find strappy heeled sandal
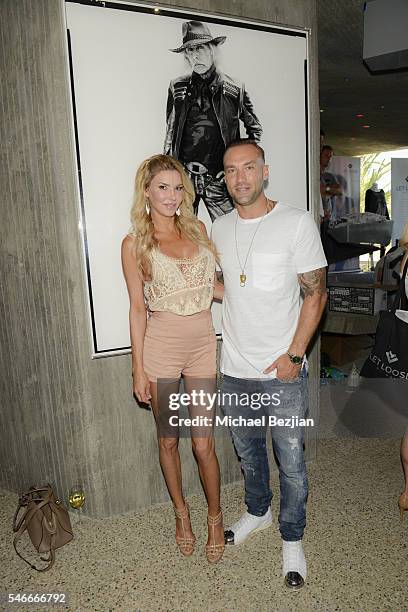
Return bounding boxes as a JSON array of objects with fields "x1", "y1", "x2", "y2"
[
  {"x1": 206, "y1": 510, "x2": 225, "y2": 564},
  {"x1": 398, "y1": 492, "x2": 408, "y2": 521},
  {"x1": 173, "y1": 503, "x2": 196, "y2": 557}
]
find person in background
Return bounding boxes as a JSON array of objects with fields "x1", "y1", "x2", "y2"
[
  {"x1": 320, "y1": 145, "x2": 342, "y2": 220},
  {"x1": 319, "y1": 130, "x2": 326, "y2": 219},
  {"x1": 320, "y1": 129, "x2": 325, "y2": 152},
  {"x1": 398, "y1": 219, "x2": 408, "y2": 520},
  {"x1": 122, "y1": 154, "x2": 225, "y2": 563}
]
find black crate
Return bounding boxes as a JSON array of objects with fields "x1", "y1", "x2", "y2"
[{"x1": 328, "y1": 286, "x2": 386, "y2": 315}]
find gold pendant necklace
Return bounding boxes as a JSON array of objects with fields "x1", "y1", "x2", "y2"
[{"x1": 234, "y1": 201, "x2": 270, "y2": 287}]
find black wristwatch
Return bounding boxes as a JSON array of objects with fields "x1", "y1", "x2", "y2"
[{"x1": 287, "y1": 351, "x2": 303, "y2": 365}]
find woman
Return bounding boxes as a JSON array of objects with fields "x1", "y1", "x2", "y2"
[
  {"x1": 399, "y1": 219, "x2": 408, "y2": 520},
  {"x1": 122, "y1": 154, "x2": 225, "y2": 561}
]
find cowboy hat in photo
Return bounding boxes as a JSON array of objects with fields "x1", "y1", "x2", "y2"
[{"x1": 170, "y1": 21, "x2": 227, "y2": 53}]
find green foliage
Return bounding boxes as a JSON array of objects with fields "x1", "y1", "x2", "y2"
[{"x1": 359, "y1": 153, "x2": 391, "y2": 211}]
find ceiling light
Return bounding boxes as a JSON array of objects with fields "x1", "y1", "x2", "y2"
[
  {"x1": 362, "y1": 125, "x2": 370, "y2": 128},
  {"x1": 320, "y1": 109, "x2": 325, "y2": 113},
  {"x1": 356, "y1": 114, "x2": 364, "y2": 118}
]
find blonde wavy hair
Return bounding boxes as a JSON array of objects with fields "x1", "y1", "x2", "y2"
[
  {"x1": 130, "y1": 154, "x2": 218, "y2": 279},
  {"x1": 400, "y1": 219, "x2": 408, "y2": 270}
]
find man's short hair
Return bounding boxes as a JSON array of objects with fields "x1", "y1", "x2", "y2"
[
  {"x1": 223, "y1": 138, "x2": 265, "y2": 162},
  {"x1": 321, "y1": 144, "x2": 333, "y2": 153}
]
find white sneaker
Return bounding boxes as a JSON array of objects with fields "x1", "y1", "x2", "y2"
[
  {"x1": 282, "y1": 539, "x2": 307, "y2": 589},
  {"x1": 224, "y1": 508, "x2": 272, "y2": 545}
]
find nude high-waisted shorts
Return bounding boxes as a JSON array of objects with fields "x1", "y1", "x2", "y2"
[{"x1": 143, "y1": 310, "x2": 216, "y2": 383}]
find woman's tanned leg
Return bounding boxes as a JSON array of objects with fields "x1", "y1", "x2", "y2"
[
  {"x1": 184, "y1": 376, "x2": 223, "y2": 550},
  {"x1": 150, "y1": 381, "x2": 194, "y2": 542}
]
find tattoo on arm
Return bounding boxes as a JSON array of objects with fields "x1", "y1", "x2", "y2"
[{"x1": 298, "y1": 268, "x2": 326, "y2": 297}]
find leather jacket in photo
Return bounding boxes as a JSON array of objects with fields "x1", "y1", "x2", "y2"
[{"x1": 164, "y1": 69, "x2": 263, "y2": 158}]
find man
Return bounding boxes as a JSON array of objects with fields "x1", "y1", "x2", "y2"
[
  {"x1": 211, "y1": 140, "x2": 327, "y2": 590},
  {"x1": 320, "y1": 145, "x2": 343, "y2": 219},
  {"x1": 164, "y1": 21, "x2": 262, "y2": 220}
]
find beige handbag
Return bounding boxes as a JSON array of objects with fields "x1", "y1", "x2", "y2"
[{"x1": 13, "y1": 484, "x2": 73, "y2": 571}]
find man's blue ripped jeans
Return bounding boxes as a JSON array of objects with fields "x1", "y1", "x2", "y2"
[{"x1": 220, "y1": 371, "x2": 309, "y2": 541}]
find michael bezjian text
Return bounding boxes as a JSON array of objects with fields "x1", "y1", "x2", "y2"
[{"x1": 168, "y1": 415, "x2": 315, "y2": 429}]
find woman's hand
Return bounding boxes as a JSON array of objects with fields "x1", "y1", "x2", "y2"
[
  {"x1": 213, "y1": 272, "x2": 224, "y2": 302},
  {"x1": 133, "y1": 369, "x2": 152, "y2": 404},
  {"x1": 196, "y1": 222, "x2": 223, "y2": 301}
]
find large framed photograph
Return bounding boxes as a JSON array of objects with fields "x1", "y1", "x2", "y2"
[{"x1": 65, "y1": 0, "x2": 310, "y2": 356}]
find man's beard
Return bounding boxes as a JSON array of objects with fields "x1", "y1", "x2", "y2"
[{"x1": 232, "y1": 184, "x2": 264, "y2": 207}]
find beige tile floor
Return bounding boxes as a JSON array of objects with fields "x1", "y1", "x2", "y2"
[{"x1": 0, "y1": 437, "x2": 407, "y2": 612}]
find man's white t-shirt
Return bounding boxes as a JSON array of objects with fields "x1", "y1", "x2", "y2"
[{"x1": 211, "y1": 203, "x2": 327, "y2": 379}]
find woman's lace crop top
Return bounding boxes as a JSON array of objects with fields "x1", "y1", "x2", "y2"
[{"x1": 144, "y1": 246, "x2": 215, "y2": 315}]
